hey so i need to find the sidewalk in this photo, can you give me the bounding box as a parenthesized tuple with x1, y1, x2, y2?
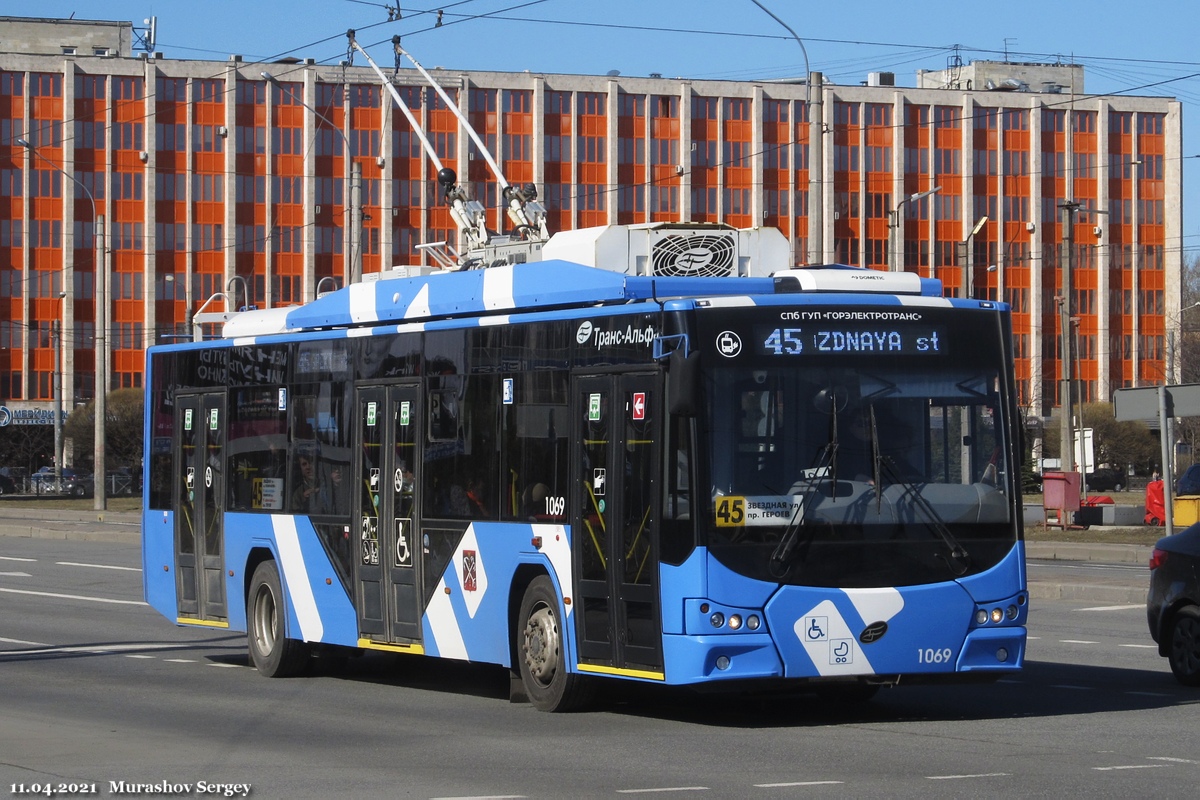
(0, 506, 1153, 603)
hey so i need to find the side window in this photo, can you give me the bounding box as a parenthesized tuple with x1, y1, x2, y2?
(424, 375, 501, 520)
(226, 387, 288, 511)
(502, 371, 570, 523)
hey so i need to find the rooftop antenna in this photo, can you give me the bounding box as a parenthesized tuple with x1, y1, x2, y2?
(134, 16, 157, 53)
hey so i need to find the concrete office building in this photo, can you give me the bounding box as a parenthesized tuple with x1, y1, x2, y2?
(0, 16, 1184, 431)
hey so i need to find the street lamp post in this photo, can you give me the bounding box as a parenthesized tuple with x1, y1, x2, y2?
(261, 71, 362, 291)
(750, 1, 819, 265)
(956, 215, 989, 298)
(18, 138, 105, 507)
(888, 186, 941, 273)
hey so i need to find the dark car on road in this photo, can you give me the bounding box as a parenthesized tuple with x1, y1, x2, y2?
(1148, 524, 1200, 685)
(0, 472, 15, 494)
(1085, 467, 1125, 493)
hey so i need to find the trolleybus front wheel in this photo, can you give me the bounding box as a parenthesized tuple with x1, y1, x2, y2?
(517, 576, 594, 712)
(248, 560, 311, 677)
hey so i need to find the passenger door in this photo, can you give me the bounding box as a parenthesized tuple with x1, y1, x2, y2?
(354, 385, 423, 645)
(174, 391, 227, 624)
(573, 373, 664, 675)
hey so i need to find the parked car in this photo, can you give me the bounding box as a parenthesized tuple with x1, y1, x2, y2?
(1085, 467, 1125, 493)
(0, 472, 15, 495)
(1177, 464, 1200, 496)
(31, 467, 93, 496)
(1148, 524, 1200, 685)
(60, 470, 94, 498)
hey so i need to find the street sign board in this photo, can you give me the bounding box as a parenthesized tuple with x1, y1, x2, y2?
(1113, 384, 1200, 426)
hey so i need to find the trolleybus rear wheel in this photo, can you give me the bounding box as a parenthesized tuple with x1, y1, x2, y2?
(517, 576, 593, 712)
(248, 560, 310, 677)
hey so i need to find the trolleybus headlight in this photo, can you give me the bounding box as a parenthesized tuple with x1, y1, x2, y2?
(716, 655, 731, 670)
(990, 608, 1004, 624)
(1006, 604, 1018, 620)
(975, 609, 988, 625)
(728, 614, 743, 630)
(709, 612, 725, 628)
(746, 615, 761, 631)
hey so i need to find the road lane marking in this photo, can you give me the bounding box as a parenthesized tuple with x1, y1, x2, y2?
(125, 654, 156, 659)
(56, 561, 141, 572)
(1093, 764, 1168, 771)
(430, 796, 527, 800)
(0, 636, 49, 646)
(1119, 644, 1157, 649)
(0, 556, 35, 562)
(164, 658, 197, 663)
(1075, 604, 1142, 611)
(208, 662, 243, 668)
(1, 643, 191, 656)
(0, 586, 146, 606)
(1149, 757, 1200, 764)
(927, 773, 1009, 780)
(755, 782, 844, 787)
(617, 789, 709, 794)
(0, 571, 31, 577)
(1059, 639, 1100, 644)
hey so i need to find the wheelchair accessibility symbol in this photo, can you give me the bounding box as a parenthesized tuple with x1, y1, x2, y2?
(803, 616, 828, 641)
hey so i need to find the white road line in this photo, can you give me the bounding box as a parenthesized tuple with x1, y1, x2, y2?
(3, 643, 186, 656)
(56, 561, 141, 572)
(1093, 764, 1168, 771)
(0, 571, 31, 577)
(0, 586, 147, 606)
(617, 789, 710, 795)
(1059, 639, 1100, 644)
(0, 635, 49, 646)
(430, 796, 527, 800)
(125, 654, 156, 659)
(755, 781, 844, 788)
(1149, 756, 1200, 764)
(0, 556, 35, 562)
(927, 773, 1009, 780)
(208, 663, 243, 668)
(164, 658, 197, 663)
(1118, 644, 1157, 649)
(1075, 604, 1143, 612)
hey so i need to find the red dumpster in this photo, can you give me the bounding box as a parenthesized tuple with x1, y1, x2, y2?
(1145, 479, 1165, 526)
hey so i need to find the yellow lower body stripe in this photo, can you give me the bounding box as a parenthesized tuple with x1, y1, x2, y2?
(176, 617, 230, 628)
(576, 663, 665, 681)
(357, 638, 425, 655)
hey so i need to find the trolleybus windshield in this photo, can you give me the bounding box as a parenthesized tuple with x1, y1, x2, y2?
(698, 304, 1017, 589)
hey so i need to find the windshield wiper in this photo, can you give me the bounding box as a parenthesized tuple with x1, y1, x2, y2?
(769, 410, 840, 576)
(873, 455, 972, 577)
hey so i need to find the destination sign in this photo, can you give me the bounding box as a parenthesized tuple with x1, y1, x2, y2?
(756, 326, 944, 356)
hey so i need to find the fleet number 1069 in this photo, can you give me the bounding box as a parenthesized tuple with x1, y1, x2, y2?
(917, 647, 953, 664)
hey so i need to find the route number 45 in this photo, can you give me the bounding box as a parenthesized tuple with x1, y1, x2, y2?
(715, 496, 746, 527)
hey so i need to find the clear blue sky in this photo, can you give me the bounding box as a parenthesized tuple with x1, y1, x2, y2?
(30, 0, 1200, 261)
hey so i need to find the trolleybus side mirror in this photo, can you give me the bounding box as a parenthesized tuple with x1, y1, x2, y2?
(668, 349, 700, 417)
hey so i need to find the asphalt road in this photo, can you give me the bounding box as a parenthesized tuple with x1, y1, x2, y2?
(2, 535, 1197, 798)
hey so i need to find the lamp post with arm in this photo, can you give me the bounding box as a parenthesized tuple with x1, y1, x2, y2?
(17, 137, 105, 506)
(888, 186, 940, 273)
(261, 71, 362, 292)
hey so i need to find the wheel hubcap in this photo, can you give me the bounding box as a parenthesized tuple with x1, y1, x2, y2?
(524, 602, 559, 686)
(1173, 617, 1200, 677)
(253, 585, 277, 655)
